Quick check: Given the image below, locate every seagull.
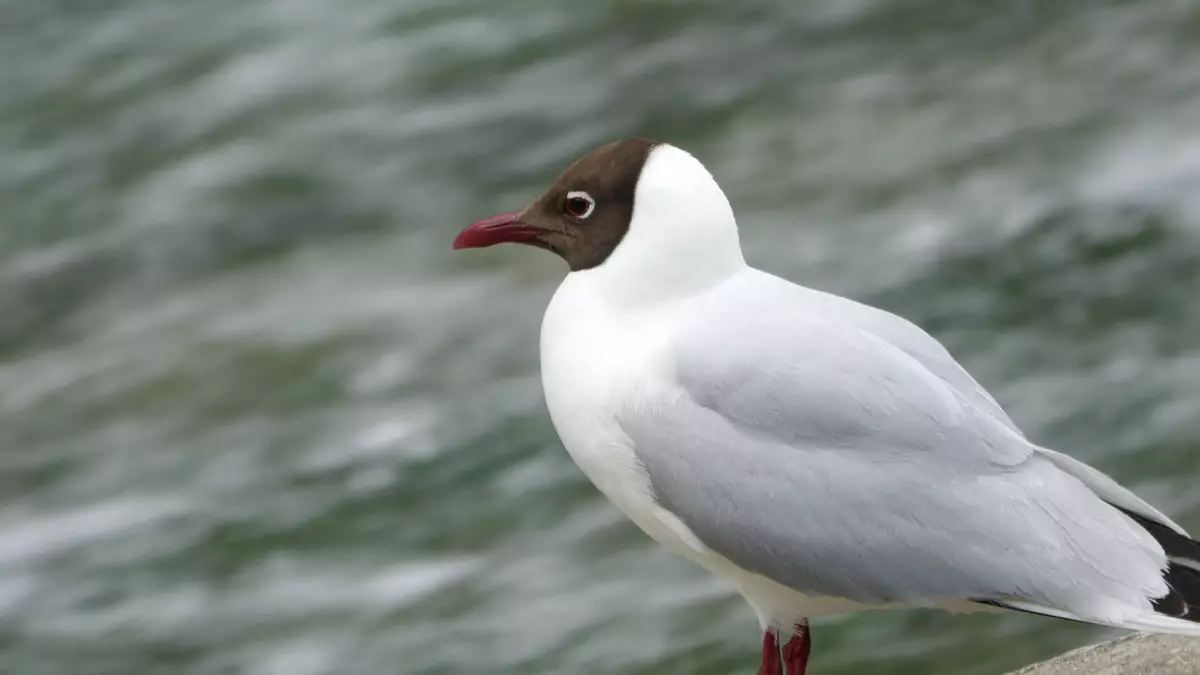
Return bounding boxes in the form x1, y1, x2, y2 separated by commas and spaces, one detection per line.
452, 139, 1200, 674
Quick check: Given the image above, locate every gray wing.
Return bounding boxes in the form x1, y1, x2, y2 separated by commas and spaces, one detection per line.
750, 271, 1186, 535
621, 292, 1167, 616
753, 271, 1021, 433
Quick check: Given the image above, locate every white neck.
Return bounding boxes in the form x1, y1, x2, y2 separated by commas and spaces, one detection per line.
566, 144, 746, 308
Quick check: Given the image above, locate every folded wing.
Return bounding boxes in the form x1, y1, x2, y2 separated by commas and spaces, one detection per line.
620, 291, 1175, 624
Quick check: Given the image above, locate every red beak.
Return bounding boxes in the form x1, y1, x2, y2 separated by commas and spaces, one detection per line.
453, 211, 543, 250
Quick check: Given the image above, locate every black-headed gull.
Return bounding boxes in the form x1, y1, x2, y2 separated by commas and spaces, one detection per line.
453, 139, 1200, 674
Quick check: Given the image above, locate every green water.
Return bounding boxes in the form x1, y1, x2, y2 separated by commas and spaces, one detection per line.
3, 1, 1200, 673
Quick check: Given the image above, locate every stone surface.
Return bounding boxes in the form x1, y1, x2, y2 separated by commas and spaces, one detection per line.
1011, 633, 1200, 675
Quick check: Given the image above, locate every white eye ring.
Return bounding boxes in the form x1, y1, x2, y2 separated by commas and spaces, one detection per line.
565, 191, 596, 219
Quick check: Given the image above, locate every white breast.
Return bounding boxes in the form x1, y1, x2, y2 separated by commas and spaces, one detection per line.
538, 275, 705, 558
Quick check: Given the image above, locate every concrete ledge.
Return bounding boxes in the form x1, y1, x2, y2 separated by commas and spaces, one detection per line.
1011, 633, 1200, 675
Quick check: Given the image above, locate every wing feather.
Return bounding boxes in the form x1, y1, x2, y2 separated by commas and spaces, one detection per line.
621, 281, 1170, 622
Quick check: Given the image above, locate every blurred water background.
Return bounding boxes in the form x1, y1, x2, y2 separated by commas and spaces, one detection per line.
3, 1, 1200, 673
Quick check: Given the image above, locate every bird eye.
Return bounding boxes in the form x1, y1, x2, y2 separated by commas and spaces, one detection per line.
565, 191, 596, 219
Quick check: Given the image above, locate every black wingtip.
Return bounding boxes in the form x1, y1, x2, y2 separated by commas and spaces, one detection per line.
1115, 506, 1200, 622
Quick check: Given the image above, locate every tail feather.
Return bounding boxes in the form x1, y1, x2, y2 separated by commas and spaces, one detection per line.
975, 598, 1200, 636
1111, 610, 1200, 636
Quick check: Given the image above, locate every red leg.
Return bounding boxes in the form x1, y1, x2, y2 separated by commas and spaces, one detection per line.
757, 630, 782, 675
781, 621, 811, 675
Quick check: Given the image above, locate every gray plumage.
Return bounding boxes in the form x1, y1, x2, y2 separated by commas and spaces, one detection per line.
621, 269, 1174, 623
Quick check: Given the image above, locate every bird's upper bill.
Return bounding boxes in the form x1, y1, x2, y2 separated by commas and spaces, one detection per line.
452, 211, 540, 250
